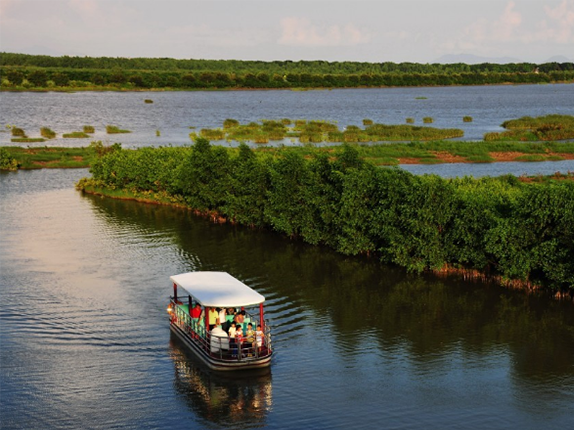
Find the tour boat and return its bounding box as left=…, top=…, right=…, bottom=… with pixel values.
left=168, top=271, right=273, bottom=371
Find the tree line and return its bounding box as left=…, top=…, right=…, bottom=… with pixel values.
left=2, top=52, right=573, bottom=89
left=79, top=140, right=574, bottom=291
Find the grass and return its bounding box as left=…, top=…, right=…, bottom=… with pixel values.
left=485, top=114, right=574, bottom=141
left=106, top=125, right=131, bottom=134
left=63, top=131, right=90, bottom=138
left=144, top=99, right=153, bottom=103
left=83, top=125, right=95, bottom=133
left=463, top=116, right=473, bottom=123
left=423, top=117, right=434, bottom=124
left=1, top=146, right=93, bottom=169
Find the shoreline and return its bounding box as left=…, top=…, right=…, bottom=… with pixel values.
left=76, top=181, right=574, bottom=302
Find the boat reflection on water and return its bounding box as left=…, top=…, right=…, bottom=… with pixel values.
left=169, top=333, right=273, bottom=427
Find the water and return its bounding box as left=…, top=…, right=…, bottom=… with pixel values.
left=1, top=84, right=573, bottom=148
left=1, top=169, right=573, bottom=429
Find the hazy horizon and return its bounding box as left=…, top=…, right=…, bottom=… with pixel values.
left=1, top=1, right=572, bottom=64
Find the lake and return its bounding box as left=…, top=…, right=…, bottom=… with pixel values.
left=2, top=84, right=574, bottom=177
left=1, top=168, right=573, bottom=429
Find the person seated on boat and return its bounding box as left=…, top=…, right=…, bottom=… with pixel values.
left=190, top=303, right=202, bottom=319
left=208, top=307, right=219, bottom=330
left=210, top=323, right=229, bottom=353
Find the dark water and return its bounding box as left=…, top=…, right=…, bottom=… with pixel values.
left=1, top=169, right=573, bottom=429
left=2, top=84, right=573, bottom=148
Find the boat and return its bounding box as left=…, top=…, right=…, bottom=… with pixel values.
left=167, top=271, right=273, bottom=371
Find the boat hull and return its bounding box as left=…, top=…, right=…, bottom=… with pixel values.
left=170, top=322, right=272, bottom=371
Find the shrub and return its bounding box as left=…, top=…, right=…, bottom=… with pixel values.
left=40, top=127, right=56, bottom=139
left=11, top=127, right=26, bottom=137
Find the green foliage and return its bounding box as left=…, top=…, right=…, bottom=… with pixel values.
left=83, top=125, right=95, bottom=133
left=0, top=147, right=19, bottom=170
left=40, top=127, right=56, bottom=139
left=11, top=127, right=26, bottom=137
left=485, top=114, right=574, bottom=141
left=84, top=142, right=574, bottom=289
left=63, top=131, right=89, bottom=138
left=106, top=125, right=131, bottom=134
left=406, top=118, right=415, bottom=124
left=463, top=116, right=473, bottom=122
left=423, top=117, right=434, bottom=124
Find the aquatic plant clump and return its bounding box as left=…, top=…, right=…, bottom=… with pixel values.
left=0, top=147, right=19, bottom=170
left=463, top=116, right=473, bottom=122
left=106, top=125, right=131, bottom=134
left=484, top=114, right=574, bottom=141
left=63, top=132, right=90, bottom=138
left=83, top=125, right=95, bottom=133
left=40, top=127, right=56, bottom=139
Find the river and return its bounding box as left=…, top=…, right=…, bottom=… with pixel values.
left=1, top=168, right=573, bottom=429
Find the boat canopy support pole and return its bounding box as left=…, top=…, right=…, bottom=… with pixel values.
left=173, top=283, right=177, bottom=302
left=188, top=295, right=192, bottom=314
left=259, top=303, right=264, bottom=330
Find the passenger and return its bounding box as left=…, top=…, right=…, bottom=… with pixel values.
left=233, top=310, right=245, bottom=327
left=255, top=324, right=264, bottom=350
left=190, top=303, right=202, bottom=319
left=245, top=323, right=255, bottom=347
left=219, top=307, right=227, bottom=325
left=208, top=307, right=219, bottom=330
left=210, top=323, right=229, bottom=353
left=235, top=325, right=243, bottom=346
left=228, top=322, right=237, bottom=339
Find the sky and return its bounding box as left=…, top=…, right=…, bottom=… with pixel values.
left=0, top=0, right=573, bottom=64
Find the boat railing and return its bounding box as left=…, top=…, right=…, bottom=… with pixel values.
left=169, top=298, right=272, bottom=361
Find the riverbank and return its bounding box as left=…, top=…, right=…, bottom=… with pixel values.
left=3, top=140, right=574, bottom=170
left=73, top=140, right=574, bottom=294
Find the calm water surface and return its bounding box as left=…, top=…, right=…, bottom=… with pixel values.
left=2, top=84, right=573, bottom=147
left=1, top=169, right=573, bottom=429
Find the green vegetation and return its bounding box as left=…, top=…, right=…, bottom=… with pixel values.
left=0, top=147, right=18, bottom=170
left=63, top=131, right=90, bottom=138
left=463, top=116, right=473, bottom=122
left=484, top=114, right=574, bottom=141
left=11, top=127, right=26, bottom=137
left=0, top=145, right=93, bottom=169
left=1, top=53, right=573, bottom=91
left=11, top=137, right=45, bottom=143
left=83, top=125, right=95, bottom=133
left=76, top=139, right=574, bottom=290
left=144, top=99, right=153, bottom=103
left=106, top=125, right=131, bottom=134
left=406, top=118, right=414, bottom=124
left=192, top=119, right=464, bottom=143
left=40, top=127, right=56, bottom=139
left=423, top=117, right=434, bottom=124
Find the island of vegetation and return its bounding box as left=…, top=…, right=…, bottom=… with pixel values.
left=59, top=137, right=572, bottom=295
left=1, top=52, right=573, bottom=91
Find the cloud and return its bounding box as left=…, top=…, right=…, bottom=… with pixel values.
left=464, top=1, right=522, bottom=43
left=278, top=17, right=370, bottom=47
left=532, top=0, right=574, bottom=44
left=68, top=0, right=98, bottom=15
left=0, top=0, right=19, bottom=20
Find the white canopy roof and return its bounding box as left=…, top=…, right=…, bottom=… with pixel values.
left=170, top=272, right=265, bottom=308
